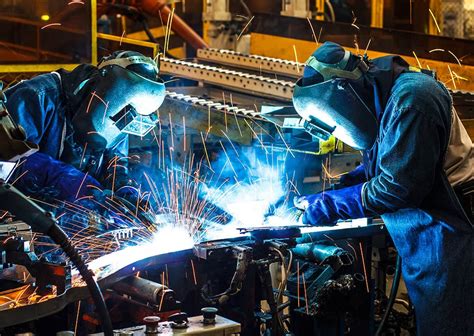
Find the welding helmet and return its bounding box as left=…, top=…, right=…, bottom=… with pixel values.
left=71, top=51, right=165, bottom=150
left=292, top=42, right=377, bottom=150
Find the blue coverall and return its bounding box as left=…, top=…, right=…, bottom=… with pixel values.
left=5, top=71, right=129, bottom=202
left=364, top=70, right=473, bottom=335
left=309, top=59, right=474, bottom=334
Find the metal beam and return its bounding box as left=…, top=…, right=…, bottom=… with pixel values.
left=160, top=58, right=294, bottom=101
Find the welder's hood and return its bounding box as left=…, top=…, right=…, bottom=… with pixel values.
left=292, top=42, right=377, bottom=150
left=71, top=51, right=165, bottom=149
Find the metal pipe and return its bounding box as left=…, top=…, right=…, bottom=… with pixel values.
left=112, top=276, right=166, bottom=304
left=139, top=0, right=209, bottom=50
left=98, top=0, right=209, bottom=50
left=292, top=243, right=351, bottom=264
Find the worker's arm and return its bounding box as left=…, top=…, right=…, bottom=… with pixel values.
left=12, top=152, right=102, bottom=203
left=297, top=107, right=441, bottom=225
left=363, top=107, right=441, bottom=213
left=5, top=76, right=60, bottom=147
left=339, top=164, right=367, bottom=187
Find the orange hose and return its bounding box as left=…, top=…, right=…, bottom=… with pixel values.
left=98, top=0, right=208, bottom=50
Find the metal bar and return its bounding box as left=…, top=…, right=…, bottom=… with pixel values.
left=160, top=57, right=295, bottom=101
left=197, top=48, right=304, bottom=78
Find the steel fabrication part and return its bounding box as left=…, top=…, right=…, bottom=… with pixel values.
left=112, top=276, right=171, bottom=305
left=160, top=58, right=294, bottom=100
left=197, top=48, right=304, bottom=78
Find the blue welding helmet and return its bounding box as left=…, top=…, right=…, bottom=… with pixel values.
left=71, top=51, right=165, bottom=149
left=292, top=42, right=378, bottom=150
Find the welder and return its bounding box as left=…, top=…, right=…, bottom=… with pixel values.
left=293, top=42, right=473, bottom=335
left=4, top=51, right=165, bottom=213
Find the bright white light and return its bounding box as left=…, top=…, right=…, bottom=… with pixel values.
left=129, top=94, right=161, bottom=115
left=84, top=225, right=195, bottom=279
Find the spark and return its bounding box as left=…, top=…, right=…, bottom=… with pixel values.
left=79, top=142, right=88, bottom=169
left=229, top=93, right=243, bottom=137
left=412, top=51, right=422, bottom=69
left=41, top=23, right=61, bottom=30
left=68, top=0, right=85, bottom=4
left=351, top=17, right=360, bottom=30
left=119, top=30, right=126, bottom=46
left=237, top=16, right=254, bottom=41
left=74, top=301, right=81, bottom=335
left=363, top=38, right=372, bottom=55
left=306, top=17, right=318, bottom=45
left=359, top=242, right=369, bottom=293
left=447, top=65, right=457, bottom=89
left=10, top=169, right=28, bottom=186
left=447, top=50, right=462, bottom=67
left=243, top=119, right=267, bottom=153
left=75, top=172, right=89, bottom=199
left=164, top=7, right=175, bottom=53
left=190, top=259, right=197, bottom=285
left=274, top=126, right=295, bottom=158
left=293, top=45, right=300, bottom=73
left=159, top=272, right=165, bottom=311
left=302, top=272, right=309, bottom=314
left=183, top=116, right=186, bottom=152
left=429, top=9, right=441, bottom=34
left=199, top=132, right=213, bottom=172
left=452, top=71, right=468, bottom=81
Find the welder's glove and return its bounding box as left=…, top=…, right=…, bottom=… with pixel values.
left=12, top=152, right=102, bottom=203
left=339, top=164, right=367, bottom=187
left=294, top=183, right=367, bottom=226
left=96, top=188, right=156, bottom=226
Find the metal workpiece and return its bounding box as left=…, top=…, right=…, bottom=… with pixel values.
left=112, top=276, right=173, bottom=305
left=160, top=90, right=272, bottom=145
left=165, top=90, right=260, bottom=119
left=291, top=243, right=354, bottom=265
left=160, top=57, right=295, bottom=100
left=197, top=48, right=304, bottom=78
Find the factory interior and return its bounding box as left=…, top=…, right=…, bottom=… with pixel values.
left=0, top=1, right=473, bottom=335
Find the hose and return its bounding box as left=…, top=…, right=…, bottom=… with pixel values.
left=48, top=224, right=114, bottom=336
left=375, top=254, right=402, bottom=336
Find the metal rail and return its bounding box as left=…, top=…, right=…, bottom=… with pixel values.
left=160, top=57, right=295, bottom=101
left=197, top=48, right=304, bottom=78
left=165, top=90, right=261, bottom=119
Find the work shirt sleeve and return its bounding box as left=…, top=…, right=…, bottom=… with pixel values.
left=5, top=83, right=56, bottom=145
left=363, top=107, right=443, bottom=214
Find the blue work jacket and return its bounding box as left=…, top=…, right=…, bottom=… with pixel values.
left=5, top=72, right=129, bottom=184
left=363, top=71, right=473, bottom=335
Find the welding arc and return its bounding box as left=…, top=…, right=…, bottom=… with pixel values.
left=47, top=225, right=114, bottom=336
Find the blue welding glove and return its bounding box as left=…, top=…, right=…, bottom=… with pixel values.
left=339, top=164, right=367, bottom=187
left=12, top=152, right=102, bottom=203
left=295, top=183, right=368, bottom=226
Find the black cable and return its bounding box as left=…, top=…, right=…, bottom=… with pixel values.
left=48, top=224, right=114, bottom=336
left=375, top=254, right=402, bottom=336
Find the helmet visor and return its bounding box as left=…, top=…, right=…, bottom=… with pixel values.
left=292, top=77, right=377, bottom=150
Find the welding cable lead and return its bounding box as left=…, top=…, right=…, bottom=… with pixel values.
left=0, top=183, right=114, bottom=336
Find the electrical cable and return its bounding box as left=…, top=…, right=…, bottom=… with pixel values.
left=375, top=254, right=402, bottom=336
left=0, top=184, right=114, bottom=335
left=47, top=224, right=114, bottom=336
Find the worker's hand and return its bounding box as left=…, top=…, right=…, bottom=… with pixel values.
left=294, top=183, right=367, bottom=226
left=98, top=188, right=156, bottom=226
